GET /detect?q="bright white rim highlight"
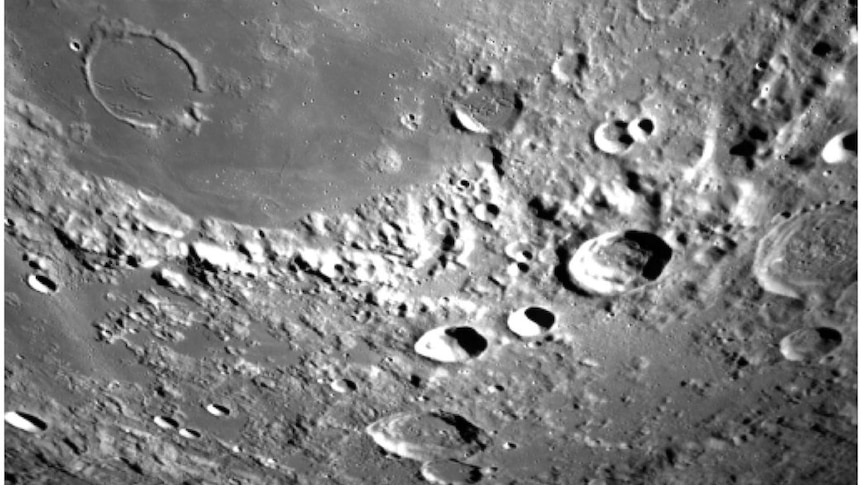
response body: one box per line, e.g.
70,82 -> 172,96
26,274 -> 57,294
593,121 -> 629,155
454,107 -> 491,134
5,411 -> 45,433
205,404 -> 229,417
821,129 -> 855,164
178,428 -> 200,439
153,416 -> 178,429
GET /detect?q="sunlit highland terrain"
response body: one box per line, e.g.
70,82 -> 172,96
4,0 -> 858,483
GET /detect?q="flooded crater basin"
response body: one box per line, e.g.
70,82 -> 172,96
8,0 -> 471,227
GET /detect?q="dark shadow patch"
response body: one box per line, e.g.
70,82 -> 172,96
524,307 -> 556,329
527,196 -> 560,221
621,230 -> 673,280
729,140 -> 757,157
637,118 -> 655,135
158,416 -> 179,428
618,133 -> 635,146
625,171 -> 641,192
31,275 -> 58,293
815,326 -> 843,348
842,131 -> 857,152
441,234 -> 458,252
449,111 -> 476,133
748,125 -> 769,141
553,245 -> 592,296
444,326 -> 488,357
489,145 -> 505,176
432,411 -> 487,448
341,379 -> 358,391
787,156 -> 815,170
409,374 -> 423,388
52,227 -> 117,270
811,40 -> 832,57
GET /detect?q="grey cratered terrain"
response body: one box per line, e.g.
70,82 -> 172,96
3,0 -> 858,484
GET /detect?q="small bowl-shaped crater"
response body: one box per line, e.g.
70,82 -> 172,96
415,325 -> 488,363
330,378 -> 358,393
507,306 -> 557,338
5,411 -> 48,433
780,327 -> 842,362
205,403 -> 231,417
594,120 -> 634,155
473,203 -> 501,223
153,415 -> 180,430
178,427 -> 202,439
504,241 -> 534,263
27,274 -> 58,294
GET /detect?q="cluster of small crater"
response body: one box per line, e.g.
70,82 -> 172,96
152,414 -> 201,440
593,120 -> 634,154
593,116 -> 657,155
503,241 -> 534,264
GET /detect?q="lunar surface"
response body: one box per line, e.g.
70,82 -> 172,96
4,0 -> 858,484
